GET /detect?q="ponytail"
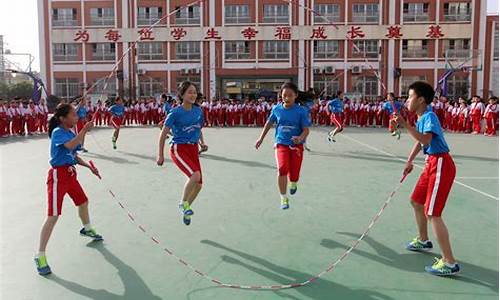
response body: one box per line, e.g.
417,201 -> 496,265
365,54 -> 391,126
48,103 -> 73,138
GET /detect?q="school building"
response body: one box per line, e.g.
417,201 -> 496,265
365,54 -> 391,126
37,0 -> 499,100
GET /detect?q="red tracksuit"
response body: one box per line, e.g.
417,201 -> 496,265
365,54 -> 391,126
470,102 -> 484,134
484,103 -> 498,136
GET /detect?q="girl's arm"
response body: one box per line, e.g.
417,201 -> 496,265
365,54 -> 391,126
199,131 -> 206,146
157,126 -> 171,165
255,121 -> 273,149
64,122 -> 93,150
76,155 -> 100,177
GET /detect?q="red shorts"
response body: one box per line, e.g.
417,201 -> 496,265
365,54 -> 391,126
170,143 -> 202,183
275,144 -> 304,182
46,166 -> 88,216
411,153 -> 456,217
111,116 -> 123,129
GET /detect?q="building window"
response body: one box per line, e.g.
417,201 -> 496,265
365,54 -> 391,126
137,7 -> 163,25
175,42 -> 200,60
175,5 -> 200,25
401,75 -> 426,95
225,41 -> 251,60
53,43 -> 79,61
444,2 -> 471,22
262,4 -> 289,24
353,40 -> 379,58
313,75 -> 339,96
314,40 -> 340,59
225,5 -> 250,24
91,78 -> 117,96
263,41 -> 289,59
446,75 -> 469,99
137,42 -> 163,60
139,78 -> 164,97
443,39 -> 470,58
91,43 -> 115,61
90,7 -> 114,26
313,4 -> 340,23
402,40 -> 429,58
176,75 -> 201,89
55,78 -> 80,99
353,75 -> 378,98
52,8 -> 78,27
403,3 -> 429,22
352,4 -> 379,23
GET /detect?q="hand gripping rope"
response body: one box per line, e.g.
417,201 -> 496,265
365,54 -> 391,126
89,159 -> 407,290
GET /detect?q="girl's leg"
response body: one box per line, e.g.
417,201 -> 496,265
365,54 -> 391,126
38,216 -> 59,252
429,216 -> 456,264
411,201 -> 429,241
113,128 -> 120,141
182,172 -> 202,205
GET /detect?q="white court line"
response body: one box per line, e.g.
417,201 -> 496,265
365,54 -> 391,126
341,134 -> 499,201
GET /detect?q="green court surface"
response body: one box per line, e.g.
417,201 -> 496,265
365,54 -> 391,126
1,126 -> 498,300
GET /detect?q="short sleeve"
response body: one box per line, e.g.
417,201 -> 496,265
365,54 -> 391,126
164,110 -> 176,128
52,129 -> 72,147
421,113 -> 441,135
199,108 -> 204,127
267,107 -> 278,124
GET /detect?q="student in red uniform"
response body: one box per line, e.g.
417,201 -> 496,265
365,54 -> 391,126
469,96 -> 484,134
255,82 -> 311,209
394,81 -> 459,276
484,96 -> 498,136
37,98 -> 49,133
457,100 -> 469,133
34,103 -> 103,276
25,101 -> 38,135
0,99 -> 8,137
157,81 -> 207,226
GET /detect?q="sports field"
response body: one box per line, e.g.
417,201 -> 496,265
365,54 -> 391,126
1,126 -> 498,300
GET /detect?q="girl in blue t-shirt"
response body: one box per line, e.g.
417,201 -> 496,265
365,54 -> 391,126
35,103 -> 102,276
157,81 -> 207,226
255,82 -> 311,209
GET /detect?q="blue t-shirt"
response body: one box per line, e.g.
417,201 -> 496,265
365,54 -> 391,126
416,107 -> 449,155
328,98 -> 343,113
76,106 -> 87,119
109,104 -> 125,117
49,126 -> 81,167
383,101 -> 403,114
163,102 -> 172,114
268,103 -> 311,146
164,105 -> 204,144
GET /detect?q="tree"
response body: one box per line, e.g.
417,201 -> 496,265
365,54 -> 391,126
0,81 -> 34,99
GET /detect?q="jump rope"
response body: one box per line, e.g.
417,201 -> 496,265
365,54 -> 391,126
81,0 -> 409,290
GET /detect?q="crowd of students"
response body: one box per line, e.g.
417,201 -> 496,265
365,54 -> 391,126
1,92 -> 498,138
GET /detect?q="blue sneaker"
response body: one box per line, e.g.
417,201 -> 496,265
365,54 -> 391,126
406,237 -> 433,252
280,197 -> 290,210
425,258 -> 460,276
289,182 -> 298,195
35,255 -> 52,276
80,228 -> 103,241
178,203 -> 193,226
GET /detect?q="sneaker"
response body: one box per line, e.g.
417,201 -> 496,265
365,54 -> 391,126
34,255 -> 52,276
183,215 -> 191,225
406,237 -> 433,252
79,228 -> 104,241
289,182 -> 298,195
425,257 -> 460,276
81,148 -> 88,153
280,197 -> 290,210
178,202 -> 194,216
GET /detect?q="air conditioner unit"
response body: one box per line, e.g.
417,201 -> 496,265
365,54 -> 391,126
351,66 -> 363,74
313,67 -> 323,74
182,68 -> 189,74
137,69 -> 146,75
324,66 -> 335,74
